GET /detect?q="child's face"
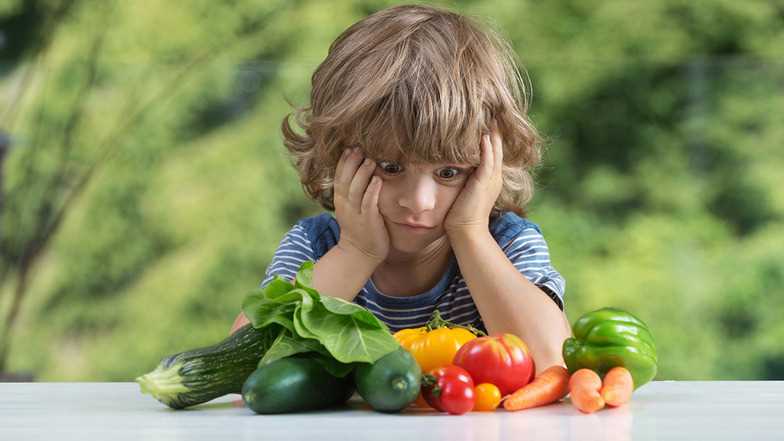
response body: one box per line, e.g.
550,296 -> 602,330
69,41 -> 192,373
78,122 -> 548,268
371,158 -> 475,252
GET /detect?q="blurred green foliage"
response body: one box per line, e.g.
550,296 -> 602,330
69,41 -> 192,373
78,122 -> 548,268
1,0 -> 782,381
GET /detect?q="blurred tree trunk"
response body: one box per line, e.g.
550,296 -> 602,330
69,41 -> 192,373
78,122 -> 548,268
0,0 -> 106,371
0,1 -> 224,371
0,131 -> 6,235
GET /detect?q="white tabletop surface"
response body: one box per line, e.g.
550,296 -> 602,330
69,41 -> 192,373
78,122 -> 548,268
1,381 -> 782,440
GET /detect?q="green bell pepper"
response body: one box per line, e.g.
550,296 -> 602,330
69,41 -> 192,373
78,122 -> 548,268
562,307 -> 658,390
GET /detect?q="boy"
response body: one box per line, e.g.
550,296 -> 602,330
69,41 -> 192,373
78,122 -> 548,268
232,4 -> 571,372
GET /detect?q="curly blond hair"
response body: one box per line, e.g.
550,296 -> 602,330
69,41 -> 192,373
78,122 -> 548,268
281,4 -> 542,218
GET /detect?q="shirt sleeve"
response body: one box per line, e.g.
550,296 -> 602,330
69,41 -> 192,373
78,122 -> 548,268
502,227 -> 566,310
258,223 -> 317,289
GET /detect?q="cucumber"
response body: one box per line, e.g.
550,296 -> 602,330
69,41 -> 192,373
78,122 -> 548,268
354,347 -> 421,412
136,324 -> 279,409
241,355 -> 355,414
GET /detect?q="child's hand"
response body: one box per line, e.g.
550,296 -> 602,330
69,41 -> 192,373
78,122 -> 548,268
333,146 -> 390,264
444,120 -> 504,236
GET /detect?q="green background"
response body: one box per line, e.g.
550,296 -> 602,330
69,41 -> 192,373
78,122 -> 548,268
1,0 -> 782,381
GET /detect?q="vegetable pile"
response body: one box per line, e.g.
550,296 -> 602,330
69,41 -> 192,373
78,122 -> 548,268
562,307 -> 658,390
560,307 -> 658,413
137,261 -> 420,413
394,314 -> 537,415
136,260 -> 658,415
397,306 -> 657,414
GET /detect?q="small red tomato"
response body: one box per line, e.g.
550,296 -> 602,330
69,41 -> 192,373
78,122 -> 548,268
421,365 -> 475,415
452,333 -> 535,396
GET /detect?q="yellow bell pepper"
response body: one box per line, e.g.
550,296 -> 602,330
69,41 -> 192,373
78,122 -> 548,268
393,310 -> 481,373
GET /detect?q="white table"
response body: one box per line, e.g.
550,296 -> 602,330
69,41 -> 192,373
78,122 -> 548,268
0,381 -> 781,440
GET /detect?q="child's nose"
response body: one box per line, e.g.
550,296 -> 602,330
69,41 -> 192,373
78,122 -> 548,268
397,176 -> 437,213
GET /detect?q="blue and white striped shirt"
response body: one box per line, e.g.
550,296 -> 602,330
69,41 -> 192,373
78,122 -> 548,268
259,212 -> 565,334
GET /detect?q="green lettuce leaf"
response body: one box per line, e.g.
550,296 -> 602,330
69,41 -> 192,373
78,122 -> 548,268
241,259 -> 399,365
298,299 -> 399,364
320,295 -> 386,329
242,296 -> 295,331
259,329 -> 325,366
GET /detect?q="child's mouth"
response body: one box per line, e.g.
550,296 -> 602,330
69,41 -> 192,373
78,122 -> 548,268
394,222 -> 435,232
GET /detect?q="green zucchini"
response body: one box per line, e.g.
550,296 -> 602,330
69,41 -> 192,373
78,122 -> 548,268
242,355 -> 354,414
354,347 -> 421,412
136,323 -> 279,409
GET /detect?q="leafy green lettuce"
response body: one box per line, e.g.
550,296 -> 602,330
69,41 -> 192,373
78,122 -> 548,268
241,260 -> 399,375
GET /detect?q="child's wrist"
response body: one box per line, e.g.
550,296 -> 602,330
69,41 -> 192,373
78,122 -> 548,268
337,240 -> 385,267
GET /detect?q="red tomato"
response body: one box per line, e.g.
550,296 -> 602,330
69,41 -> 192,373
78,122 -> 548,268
421,365 -> 475,415
452,333 -> 535,396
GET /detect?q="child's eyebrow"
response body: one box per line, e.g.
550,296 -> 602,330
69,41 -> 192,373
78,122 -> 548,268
378,159 -> 475,169
370,149 -> 474,167
373,153 -> 405,163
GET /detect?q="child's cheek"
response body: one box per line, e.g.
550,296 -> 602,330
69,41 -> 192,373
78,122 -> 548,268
376,177 -> 393,217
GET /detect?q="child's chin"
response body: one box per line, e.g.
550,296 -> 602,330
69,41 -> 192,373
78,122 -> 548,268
389,230 -> 438,251
389,239 -> 420,253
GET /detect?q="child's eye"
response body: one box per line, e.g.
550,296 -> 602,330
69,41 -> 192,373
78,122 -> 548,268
437,167 -> 463,180
378,161 -> 468,181
378,161 -> 403,175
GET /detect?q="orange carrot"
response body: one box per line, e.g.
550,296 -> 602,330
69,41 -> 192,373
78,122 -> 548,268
503,365 -> 570,411
568,368 -> 605,414
600,366 -> 634,407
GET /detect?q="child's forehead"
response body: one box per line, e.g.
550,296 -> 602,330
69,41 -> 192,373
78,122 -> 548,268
360,142 -> 476,165
364,144 -> 404,160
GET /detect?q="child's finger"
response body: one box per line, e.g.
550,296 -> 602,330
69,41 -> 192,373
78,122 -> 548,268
348,157 -> 376,207
485,134 -> 496,175
333,148 -> 354,198
338,149 -> 366,203
492,127 -> 503,173
475,134 -> 492,181
361,176 -> 382,215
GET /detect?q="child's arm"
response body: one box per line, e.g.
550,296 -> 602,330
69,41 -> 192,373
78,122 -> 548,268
443,121 -> 570,372
449,228 -> 572,374
310,242 -> 380,302
229,311 -> 251,335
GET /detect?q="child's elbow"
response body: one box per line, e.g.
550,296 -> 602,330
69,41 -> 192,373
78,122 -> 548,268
229,311 -> 250,335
